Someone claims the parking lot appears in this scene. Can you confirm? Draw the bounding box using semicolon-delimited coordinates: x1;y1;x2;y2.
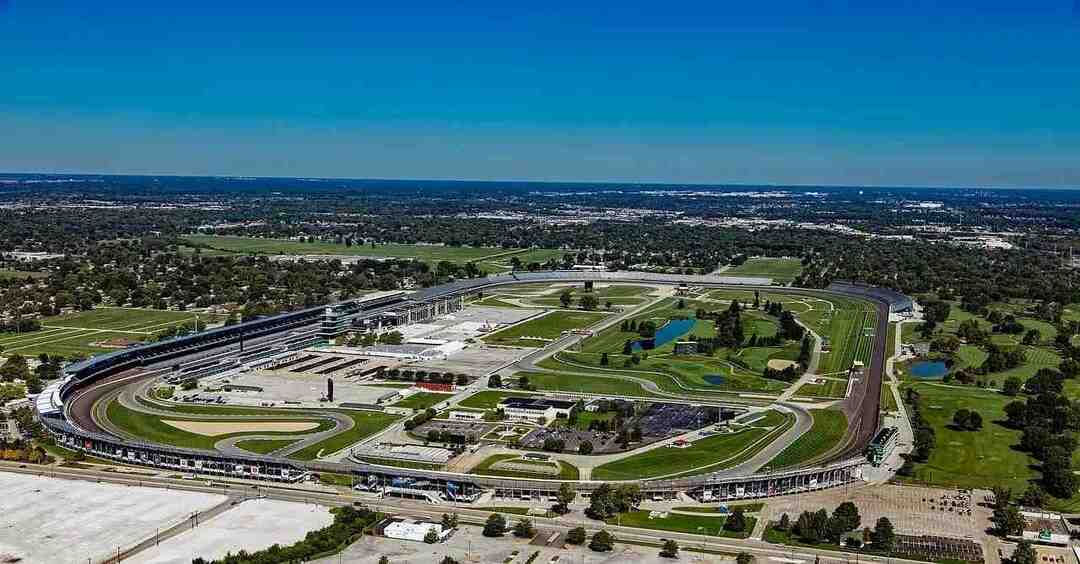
760;483;986;540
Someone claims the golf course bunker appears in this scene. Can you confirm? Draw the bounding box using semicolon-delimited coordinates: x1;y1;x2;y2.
767;359;798;370
161;420;321;436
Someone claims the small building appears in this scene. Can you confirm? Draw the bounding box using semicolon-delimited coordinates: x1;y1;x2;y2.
0;416;20;442
866;426;898;467
498;397;575;425
377;390;402;404
448;410;485;421
1015;511;1070;546
913;342;931;357
382;519;450;543
673;341;698;356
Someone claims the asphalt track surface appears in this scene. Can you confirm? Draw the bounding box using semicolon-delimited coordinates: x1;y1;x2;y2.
57;272;891;483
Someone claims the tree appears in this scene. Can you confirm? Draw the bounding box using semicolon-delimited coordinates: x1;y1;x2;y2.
725;507;748;532
832;501;861;533
777;513;791;531
660;539;680;559
488;374;502;388
424;529;440;544
560;290;573;308
379;557;390;564
566;526;587;545
483;513;507;537
514;518;536;538
600;352;609;366
578;440;593;455
440;557;460;564
553;482;576;515
579;294;599;311
870;517;896;552
589;530;615;552
1003;376;1023;396
737;552;755;564
1010;540;1037;564
1020;484;1047;508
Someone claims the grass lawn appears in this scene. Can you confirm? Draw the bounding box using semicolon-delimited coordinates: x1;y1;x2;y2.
287;410;401;461
468;453;580;480
0;328;147;358
766;409;847;469
545;351;788;395
592;423;782;481
515;370;657;397
456;390;538;410
106;400;331;451
0;269;47;280
724;257;803;283
880;385;898;412
234;438;299;455
482;310;608;347
471;295;530;308
794;379;848;399
391;392;452;411
184;234;516;263
607;510;755;538
896;382;1034;493
41;307;222;332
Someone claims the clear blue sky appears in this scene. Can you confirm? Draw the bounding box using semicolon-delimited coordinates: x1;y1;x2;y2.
2;1;1078;187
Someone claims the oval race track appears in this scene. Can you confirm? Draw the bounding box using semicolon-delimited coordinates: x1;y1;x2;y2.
37;270;907;500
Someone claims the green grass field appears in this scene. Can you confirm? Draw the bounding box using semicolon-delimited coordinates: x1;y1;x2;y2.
766;409;847;469
0;307;226;358
0;269;47;280
184;234;520;263
287;410;401;460
456;390;538;410
880;385;898;412
391;392;452;410
606;510;755;538
592;411;792;480
234;438;299;455
543;351;789;394
482;310;608;347
793;379;848;399
515;370;658;397
898;382;1037;494
105;400;331;451
468;453;580;480
724;257;804;283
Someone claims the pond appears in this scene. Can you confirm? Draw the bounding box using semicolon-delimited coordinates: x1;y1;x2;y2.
703;374;726;385
909;360;948;380
633;318;697;351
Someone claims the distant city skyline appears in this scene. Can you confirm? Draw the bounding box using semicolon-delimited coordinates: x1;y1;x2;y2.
2;1;1078;188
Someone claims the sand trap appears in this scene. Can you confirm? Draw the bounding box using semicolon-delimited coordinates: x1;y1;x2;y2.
767;359;798;370
161;420;320;436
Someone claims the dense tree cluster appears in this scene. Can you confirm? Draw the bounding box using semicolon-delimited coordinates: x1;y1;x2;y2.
193;505;380;564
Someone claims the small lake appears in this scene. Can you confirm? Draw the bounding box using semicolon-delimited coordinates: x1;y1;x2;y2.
703;374;726;385
633;318;696;351
909;360;948;380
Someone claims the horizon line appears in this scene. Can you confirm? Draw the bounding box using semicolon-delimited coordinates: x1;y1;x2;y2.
1;170;1078;192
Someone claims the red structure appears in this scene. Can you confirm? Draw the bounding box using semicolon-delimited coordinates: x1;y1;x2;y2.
417;382;455;392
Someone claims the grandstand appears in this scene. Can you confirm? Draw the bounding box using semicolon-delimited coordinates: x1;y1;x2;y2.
827;281;913;313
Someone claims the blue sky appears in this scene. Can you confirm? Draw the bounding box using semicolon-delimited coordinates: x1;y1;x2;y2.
1;1;1078;187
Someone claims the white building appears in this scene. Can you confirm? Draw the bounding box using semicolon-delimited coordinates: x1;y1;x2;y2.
498;397;575;425
383;519;450;543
